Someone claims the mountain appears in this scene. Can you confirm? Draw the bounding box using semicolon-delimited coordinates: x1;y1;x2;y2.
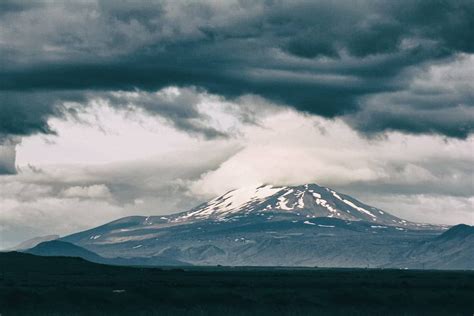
60;183;470;269
9;234;59;251
25;240;189;266
435;224;474;240
26;240;104;262
390;224;474;270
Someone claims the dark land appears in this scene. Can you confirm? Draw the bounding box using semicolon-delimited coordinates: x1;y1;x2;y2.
1;252;473;315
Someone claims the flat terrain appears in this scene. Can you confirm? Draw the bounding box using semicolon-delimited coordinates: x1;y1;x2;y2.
1;252;473;315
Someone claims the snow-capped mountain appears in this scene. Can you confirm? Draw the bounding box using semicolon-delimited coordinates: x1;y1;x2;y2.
59;183;464;269
171;184;410;226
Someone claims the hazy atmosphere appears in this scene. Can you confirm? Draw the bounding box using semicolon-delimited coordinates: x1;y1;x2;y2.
1;0;473;249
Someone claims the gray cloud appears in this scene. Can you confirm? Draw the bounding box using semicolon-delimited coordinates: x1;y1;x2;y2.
0;138;18;174
104;88;230;139
0;91;87;139
1;0;473;141
0;143;238;248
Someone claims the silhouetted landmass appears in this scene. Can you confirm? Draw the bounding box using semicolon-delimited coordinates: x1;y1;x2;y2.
25;240;189;266
26;240;104;262
1;252;473;315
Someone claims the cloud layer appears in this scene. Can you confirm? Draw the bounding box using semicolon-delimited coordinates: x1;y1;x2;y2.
1;0;473;143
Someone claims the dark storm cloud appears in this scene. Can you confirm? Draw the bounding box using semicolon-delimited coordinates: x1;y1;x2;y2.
348;104;473;138
1;0;473;139
0;91;86;138
104;88;229;139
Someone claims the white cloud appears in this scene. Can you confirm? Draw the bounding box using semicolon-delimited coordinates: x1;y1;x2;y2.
16;101;193;165
0;194;126;249
61;184;112;199
192;110;474;198
361;194;474;225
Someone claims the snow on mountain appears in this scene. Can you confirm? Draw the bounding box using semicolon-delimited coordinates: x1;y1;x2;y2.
170;183;416;227
174;185;285;221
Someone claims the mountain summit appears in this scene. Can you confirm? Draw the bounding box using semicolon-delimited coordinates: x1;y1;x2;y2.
173;184;409;226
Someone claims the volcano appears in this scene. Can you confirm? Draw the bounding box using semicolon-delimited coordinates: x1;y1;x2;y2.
56;183;471;269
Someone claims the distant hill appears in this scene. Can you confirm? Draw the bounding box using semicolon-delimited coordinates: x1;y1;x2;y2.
436;224;474;240
9;234;59;251
392;224;474;270
26;240;104;262
0;251;103;273
24;240;189;267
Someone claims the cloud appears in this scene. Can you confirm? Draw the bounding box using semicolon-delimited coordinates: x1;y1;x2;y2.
0;91;87;138
0;0;473;140
191;110;474;205
61;184;112;199
0;145;16;174
102;87;263;139
0;191;125;250
358;194;474;226
348;54;474;138
0;137;20;174
0;86;278;172
0;141;237;249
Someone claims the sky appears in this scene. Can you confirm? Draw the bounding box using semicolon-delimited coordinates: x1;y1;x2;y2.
0;0;473;249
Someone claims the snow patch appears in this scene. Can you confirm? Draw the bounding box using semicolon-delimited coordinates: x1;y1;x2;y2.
313;194;338;214
176;185;285;220
277;189;295;210
330;190;343;200
340;198;377;218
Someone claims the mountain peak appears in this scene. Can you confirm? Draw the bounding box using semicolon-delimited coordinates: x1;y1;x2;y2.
172;183;412;226
438;224;474;240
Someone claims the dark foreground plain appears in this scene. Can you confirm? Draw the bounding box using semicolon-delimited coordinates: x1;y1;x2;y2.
1;253;473;316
